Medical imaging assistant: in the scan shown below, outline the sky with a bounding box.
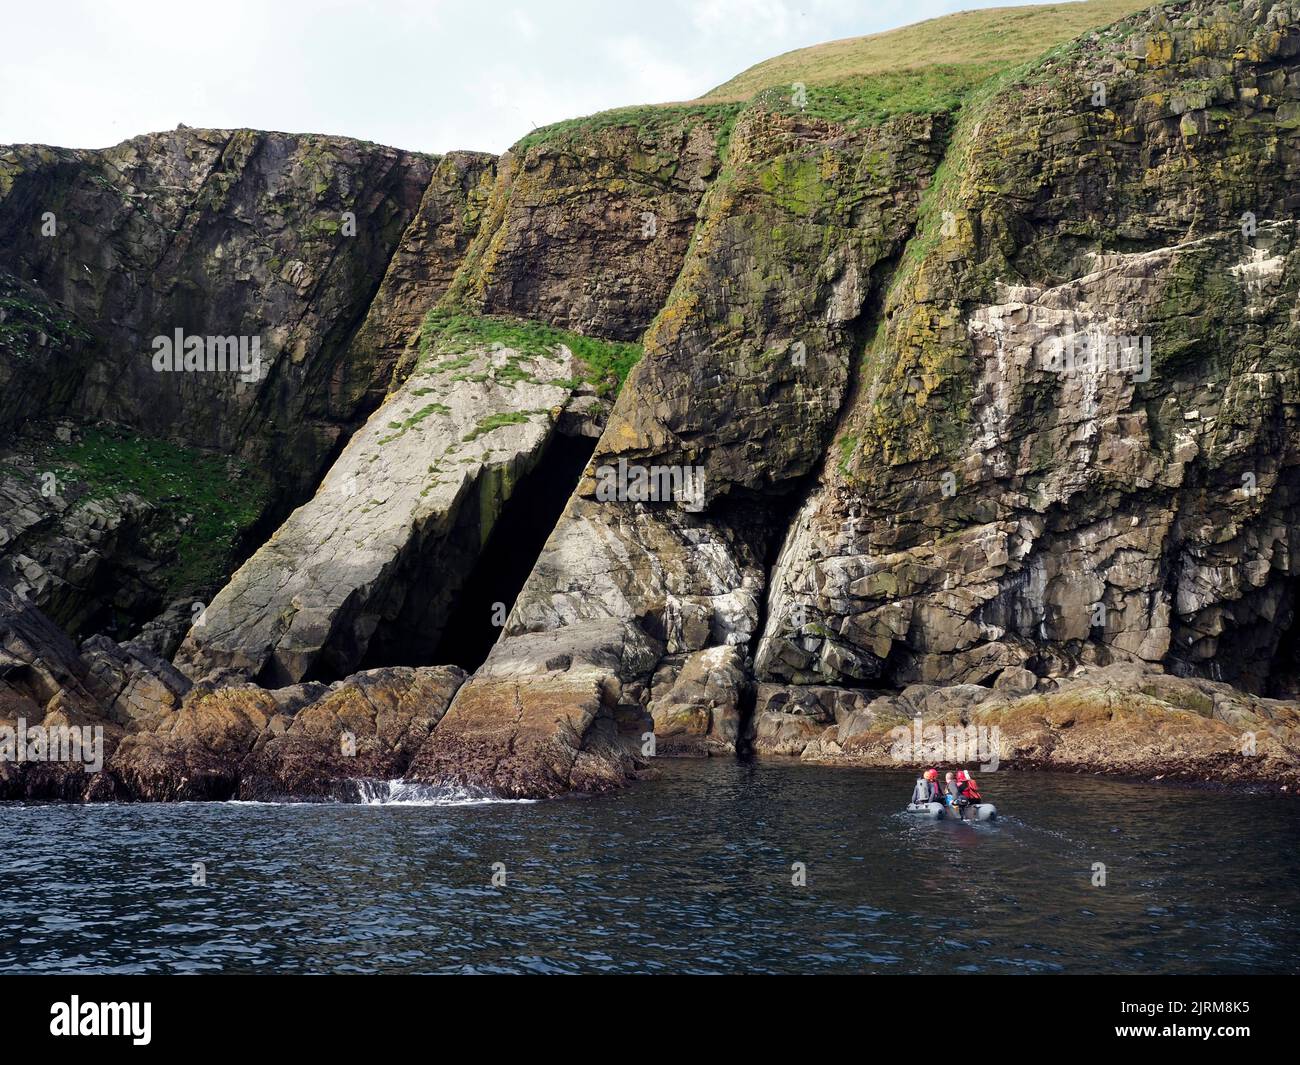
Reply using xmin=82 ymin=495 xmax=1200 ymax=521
xmin=1 ymin=0 xmax=1050 ymax=155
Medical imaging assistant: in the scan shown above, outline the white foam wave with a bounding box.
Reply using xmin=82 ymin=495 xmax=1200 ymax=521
xmin=350 ymin=779 xmax=536 ymax=806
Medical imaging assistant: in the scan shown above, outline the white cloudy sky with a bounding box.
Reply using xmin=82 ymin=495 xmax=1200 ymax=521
xmin=2 ymin=0 xmax=1049 ymax=154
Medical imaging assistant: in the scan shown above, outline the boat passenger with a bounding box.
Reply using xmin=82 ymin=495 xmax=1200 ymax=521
xmin=912 ymin=768 xmax=942 ymax=804
xmin=957 ymin=771 xmax=982 ymax=804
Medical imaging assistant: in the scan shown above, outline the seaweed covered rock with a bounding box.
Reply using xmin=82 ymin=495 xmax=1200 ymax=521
xmin=791 ymin=663 xmax=1300 ymax=789
xmin=408 ymin=620 xmax=659 ymax=797
xmin=238 ymin=665 xmax=465 ymax=801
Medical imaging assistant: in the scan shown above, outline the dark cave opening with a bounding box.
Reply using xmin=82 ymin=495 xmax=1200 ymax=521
xmin=1265 ymin=578 xmax=1300 ymax=699
xmin=1172 ymin=575 xmax=1300 ymax=700
xmin=427 ymin=431 xmax=597 ymax=674
xmin=736 ymin=481 xmax=830 ymax=748
xmin=745 ymin=488 xmax=808 ymax=661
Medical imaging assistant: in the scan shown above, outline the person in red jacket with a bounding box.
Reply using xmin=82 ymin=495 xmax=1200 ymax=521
xmin=955 ymin=770 xmax=982 ymax=807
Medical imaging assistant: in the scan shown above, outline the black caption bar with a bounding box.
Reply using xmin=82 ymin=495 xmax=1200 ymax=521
xmin=0 ymin=973 xmax=1285 ymax=1053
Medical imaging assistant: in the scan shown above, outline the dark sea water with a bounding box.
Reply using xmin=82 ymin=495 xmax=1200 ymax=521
xmin=2 ymin=760 xmax=1297 ymax=974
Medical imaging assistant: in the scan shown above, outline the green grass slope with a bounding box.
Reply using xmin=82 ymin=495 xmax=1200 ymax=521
xmin=510 ymin=2 xmax=1153 ymax=154
xmin=704 ymin=0 xmax=1153 ymax=99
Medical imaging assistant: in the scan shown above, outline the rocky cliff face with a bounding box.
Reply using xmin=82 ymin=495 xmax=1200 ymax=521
xmin=440 ymin=110 xmax=734 ymax=339
xmin=338 ymin=151 xmax=497 ymax=412
xmin=483 ymin=0 xmax=1300 ymax=786
xmin=0 ymin=131 xmax=486 ymax=641
xmin=3 ymin=0 xmax=1299 ymax=801
xmin=0 ymin=129 xmax=435 ymax=488
xmin=757 ymin=0 xmax=1300 ymax=706
xmin=485 ymin=105 xmax=951 ymax=768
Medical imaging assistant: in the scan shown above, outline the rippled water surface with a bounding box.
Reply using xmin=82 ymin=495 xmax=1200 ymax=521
xmin=2 ymin=760 xmax=1297 ymax=974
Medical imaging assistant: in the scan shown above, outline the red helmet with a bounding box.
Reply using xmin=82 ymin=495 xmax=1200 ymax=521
xmin=955 ymin=770 xmax=968 ymax=782
xmin=923 ymin=769 xmax=938 ymax=781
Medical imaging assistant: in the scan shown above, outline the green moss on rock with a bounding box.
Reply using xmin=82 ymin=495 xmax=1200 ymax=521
xmin=419 ymin=310 xmax=641 ymax=397
xmin=44 ymin=426 xmax=272 ymax=597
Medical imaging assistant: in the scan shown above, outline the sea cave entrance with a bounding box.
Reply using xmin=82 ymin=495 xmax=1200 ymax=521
xmin=427 ymin=431 xmax=596 ymax=673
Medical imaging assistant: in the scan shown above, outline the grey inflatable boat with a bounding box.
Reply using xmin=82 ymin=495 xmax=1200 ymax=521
xmin=906 ymin=801 xmax=997 ymax=822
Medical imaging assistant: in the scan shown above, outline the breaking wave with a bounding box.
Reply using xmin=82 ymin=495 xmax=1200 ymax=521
xmin=349 ymin=778 xmax=536 ymax=806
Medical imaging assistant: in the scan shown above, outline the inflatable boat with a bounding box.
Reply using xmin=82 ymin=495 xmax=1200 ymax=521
xmin=906 ymin=801 xmax=997 ymax=822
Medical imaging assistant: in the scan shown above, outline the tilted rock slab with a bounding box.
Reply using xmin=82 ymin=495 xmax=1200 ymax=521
xmin=176 ymin=339 xmax=592 ymax=686
xmin=1 ymin=135 xmax=494 ymax=641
